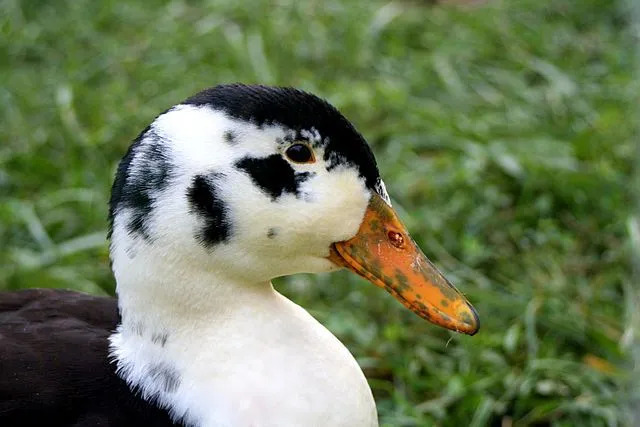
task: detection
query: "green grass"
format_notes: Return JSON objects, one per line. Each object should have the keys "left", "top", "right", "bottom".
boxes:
{"left": 1, "top": 0, "right": 636, "bottom": 425}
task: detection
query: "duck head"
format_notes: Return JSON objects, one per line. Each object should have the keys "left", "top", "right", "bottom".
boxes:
{"left": 109, "top": 84, "right": 478, "bottom": 335}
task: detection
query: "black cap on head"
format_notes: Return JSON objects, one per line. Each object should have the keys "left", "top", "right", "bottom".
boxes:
{"left": 183, "top": 84, "right": 381, "bottom": 190}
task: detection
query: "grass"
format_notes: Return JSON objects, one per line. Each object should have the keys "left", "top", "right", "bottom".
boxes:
{"left": 1, "top": 0, "right": 637, "bottom": 425}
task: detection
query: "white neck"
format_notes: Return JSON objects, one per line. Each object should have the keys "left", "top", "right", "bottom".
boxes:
{"left": 115, "top": 260, "right": 276, "bottom": 335}
{"left": 109, "top": 246, "right": 378, "bottom": 427}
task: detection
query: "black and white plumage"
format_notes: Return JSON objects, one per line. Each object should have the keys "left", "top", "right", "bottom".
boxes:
{"left": 0, "top": 84, "right": 478, "bottom": 427}
{"left": 108, "top": 85, "right": 385, "bottom": 245}
{"left": 0, "top": 289, "right": 176, "bottom": 426}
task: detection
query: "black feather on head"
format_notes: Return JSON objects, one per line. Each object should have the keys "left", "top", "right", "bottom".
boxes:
{"left": 183, "top": 84, "right": 381, "bottom": 190}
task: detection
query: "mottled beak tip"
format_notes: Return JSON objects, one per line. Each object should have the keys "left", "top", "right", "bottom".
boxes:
{"left": 329, "top": 193, "right": 480, "bottom": 336}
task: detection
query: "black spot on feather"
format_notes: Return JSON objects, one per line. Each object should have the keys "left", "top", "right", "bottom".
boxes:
{"left": 183, "top": 84, "right": 381, "bottom": 190}
{"left": 151, "top": 331, "right": 168, "bottom": 347}
{"left": 187, "top": 173, "right": 231, "bottom": 247}
{"left": 235, "top": 154, "right": 312, "bottom": 200}
{"left": 131, "top": 321, "right": 144, "bottom": 337}
{"left": 267, "top": 227, "right": 278, "bottom": 239}
{"left": 223, "top": 130, "right": 237, "bottom": 144}
{"left": 108, "top": 127, "right": 173, "bottom": 240}
{"left": 148, "top": 363, "right": 181, "bottom": 394}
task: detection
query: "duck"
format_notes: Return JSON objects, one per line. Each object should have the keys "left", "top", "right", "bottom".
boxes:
{"left": 0, "top": 84, "right": 479, "bottom": 427}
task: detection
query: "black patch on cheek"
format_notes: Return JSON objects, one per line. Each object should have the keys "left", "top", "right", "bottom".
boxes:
{"left": 267, "top": 227, "right": 278, "bottom": 239}
{"left": 148, "top": 363, "right": 181, "bottom": 394}
{"left": 187, "top": 174, "right": 231, "bottom": 247}
{"left": 223, "top": 130, "right": 237, "bottom": 144}
{"left": 235, "top": 154, "right": 314, "bottom": 200}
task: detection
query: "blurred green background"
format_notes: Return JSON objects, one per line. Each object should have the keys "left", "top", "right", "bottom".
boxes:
{"left": 1, "top": 0, "right": 637, "bottom": 425}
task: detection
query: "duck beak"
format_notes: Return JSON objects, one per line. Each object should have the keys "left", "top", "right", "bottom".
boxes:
{"left": 329, "top": 193, "right": 479, "bottom": 335}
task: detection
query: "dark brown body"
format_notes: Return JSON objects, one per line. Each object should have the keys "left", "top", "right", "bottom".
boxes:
{"left": 0, "top": 289, "right": 177, "bottom": 427}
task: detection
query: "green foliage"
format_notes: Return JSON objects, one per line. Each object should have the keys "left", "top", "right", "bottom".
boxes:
{"left": 0, "top": 0, "right": 635, "bottom": 425}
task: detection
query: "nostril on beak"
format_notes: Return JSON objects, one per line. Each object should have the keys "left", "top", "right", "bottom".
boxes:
{"left": 387, "top": 230, "right": 405, "bottom": 248}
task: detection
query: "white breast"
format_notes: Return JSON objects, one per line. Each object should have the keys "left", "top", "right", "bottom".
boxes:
{"left": 111, "top": 288, "right": 378, "bottom": 427}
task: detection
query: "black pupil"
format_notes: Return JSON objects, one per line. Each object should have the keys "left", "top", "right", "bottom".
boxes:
{"left": 286, "top": 144, "right": 312, "bottom": 163}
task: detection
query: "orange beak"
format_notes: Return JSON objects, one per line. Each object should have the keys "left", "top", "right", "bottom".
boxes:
{"left": 329, "top": 193, "right": 479, "bottom": 335}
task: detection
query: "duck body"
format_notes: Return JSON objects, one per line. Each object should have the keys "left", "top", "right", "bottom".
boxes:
{"left": 0, "top": 289, "right": 176, "bottom": 426}
{"left": 1, "top": 84, "right": 478, "bottom": 426}
{"left": 0, "top": 288, "right": 375, "bottom": 427}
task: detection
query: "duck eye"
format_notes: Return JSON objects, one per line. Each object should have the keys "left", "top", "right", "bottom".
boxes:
{"left": 285, "top": 143, "right": 315, "bottom": 164}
